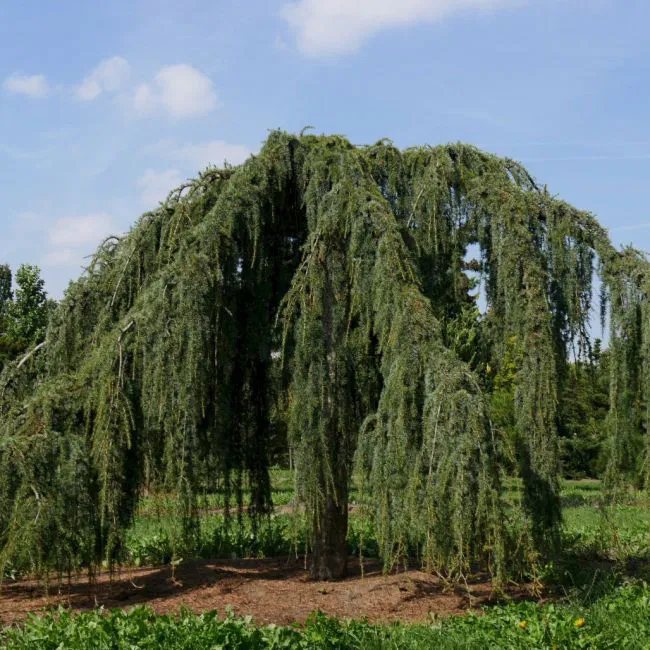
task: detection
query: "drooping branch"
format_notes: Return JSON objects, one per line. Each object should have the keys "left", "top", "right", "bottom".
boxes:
{"left": 17, "top": 341, "right": 47, "bottom": 370}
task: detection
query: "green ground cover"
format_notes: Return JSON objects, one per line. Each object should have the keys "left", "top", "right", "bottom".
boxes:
{"left": 2, "top": 584, "right": 649, "bottom": 649}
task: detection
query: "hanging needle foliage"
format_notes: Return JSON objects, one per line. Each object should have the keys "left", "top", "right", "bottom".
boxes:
{"left": 0, "top": 130, "right": 646, "bottom": 583}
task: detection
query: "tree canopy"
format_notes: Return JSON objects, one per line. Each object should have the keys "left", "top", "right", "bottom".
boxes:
{"left": 0, "top": 131, "right": 648, "bottom": 581}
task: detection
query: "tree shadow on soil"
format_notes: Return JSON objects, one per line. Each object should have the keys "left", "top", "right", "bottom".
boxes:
{"left": 545, "top": 550, "right": 650, "bottom": 604}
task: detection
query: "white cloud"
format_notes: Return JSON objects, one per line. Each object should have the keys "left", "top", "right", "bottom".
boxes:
{"left": 3, "top": 73, "right": 49, "bottom": 98}
{"left": 281, "top": 0, "right": 517, "bottom": 56}
{"left": 136, "top": 141, "right": 251, "bottom": 202}
{"left": 42, "top": 214, "right": 115, "bottom": 268}
{"left": 133, "top": 64, "right": 218, "bottom": 118}
{"left": 138, "top": 169, "right": 183, "bottom": 206}
{"left": 133, "top": 83, "right": 156, "bottom": 113}
{"left": 175, "top": 140, "right": 251, "bottom": 169}
{"left": 76, "top": 56, "right": 130, "bottom": 101}
{"left": 43, "top": 249, "right": 76, "bottom": 267}
{"left": 49, "top": 214, "right": 115, "bottom": 247}
{"left": 157, "top": 65, "right": 218, "bottom": 117}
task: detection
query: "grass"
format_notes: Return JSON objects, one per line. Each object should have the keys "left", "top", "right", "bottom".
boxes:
{"left": 125, "top": 467, "right": 373, "bottom": 566}
{"left": 125, "top": 512, "right": 379, "bottom": 567}
{"left": 125, "top": 476, "right": 650, "bottom": 571}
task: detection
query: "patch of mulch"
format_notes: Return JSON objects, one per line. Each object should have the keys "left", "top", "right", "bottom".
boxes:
{"left": 0, "top": 557, "right": 533, "bottom": 627}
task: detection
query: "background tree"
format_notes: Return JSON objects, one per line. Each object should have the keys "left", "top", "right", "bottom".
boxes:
{"left": 0, "top": 264, "right": 54, "bottom": 373}
{"left": 7, "top": 265, "right": 51, "bottom": 344}
{"left": 0, "top": 265, "right": 11, "bottom": 311}
{"left": 0, "top": 265, "right": 13, "bottom": 372}
{"left": 558, "top": 341, "right": 610, "bottom": 479}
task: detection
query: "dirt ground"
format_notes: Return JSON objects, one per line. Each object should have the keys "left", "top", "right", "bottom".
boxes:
{"left": 0, "top": 556, "right": 531, "bottom": 627}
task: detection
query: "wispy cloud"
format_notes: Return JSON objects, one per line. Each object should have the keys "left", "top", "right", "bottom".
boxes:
{"left": 43, "top": 249, "right": 76, "bottom": 267}
{"left": 136, "top": 141, "right": 251, "bottom": 204}
{"left": 137, "top": 169, "right": 183, "bottom": 206}
{"left": 75, "top": 56, "right": 130, "bottom": 101}
{"left": 281, "top": 0, "right": 519, "bottom": 56}
{"left": 43, "top": 214, "right": 116, "bottom": 268}
{"left": 3, "top": 73, "right": 50, "bottom": 98}
{"left": 49, "top": 214, "right": 114, "bottom": 247}
{"left": 173, "top": 140, "right": 251, "bottom": 169}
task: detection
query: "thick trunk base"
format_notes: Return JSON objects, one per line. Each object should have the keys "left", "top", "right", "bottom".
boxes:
{"left": 310, "top": 497, "right": 348, "bottom": 580}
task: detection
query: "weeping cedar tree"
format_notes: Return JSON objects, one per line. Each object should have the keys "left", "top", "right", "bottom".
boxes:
{"left": 0, "top": 131, "right": 646, "bottom": 581}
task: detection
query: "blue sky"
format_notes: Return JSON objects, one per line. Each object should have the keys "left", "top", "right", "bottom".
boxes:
{"left": 1, "top": 0, "right": 650, "bottom": 301}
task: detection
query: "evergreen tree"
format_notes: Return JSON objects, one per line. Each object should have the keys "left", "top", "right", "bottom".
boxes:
{"left": 558, "top": 346, "right": 610, "bottom": 479}
{"left": 0, "top": 132, "right": 646, "bottom": 582}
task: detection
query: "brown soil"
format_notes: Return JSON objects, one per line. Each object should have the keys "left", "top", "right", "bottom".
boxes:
{"left": 0, "top": 557, "right": 532, "bottom": 627}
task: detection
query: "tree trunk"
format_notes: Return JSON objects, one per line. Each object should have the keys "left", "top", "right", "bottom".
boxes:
{"left": 310, "top": 253, "right": 349, "bottom": 580}
{"left": 311, "top": 486, "right": 348, "bottom": 580}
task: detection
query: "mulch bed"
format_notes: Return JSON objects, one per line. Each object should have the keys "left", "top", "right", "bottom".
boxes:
{"left": 0, "top": 556, "right": 532, "bottom": 627}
